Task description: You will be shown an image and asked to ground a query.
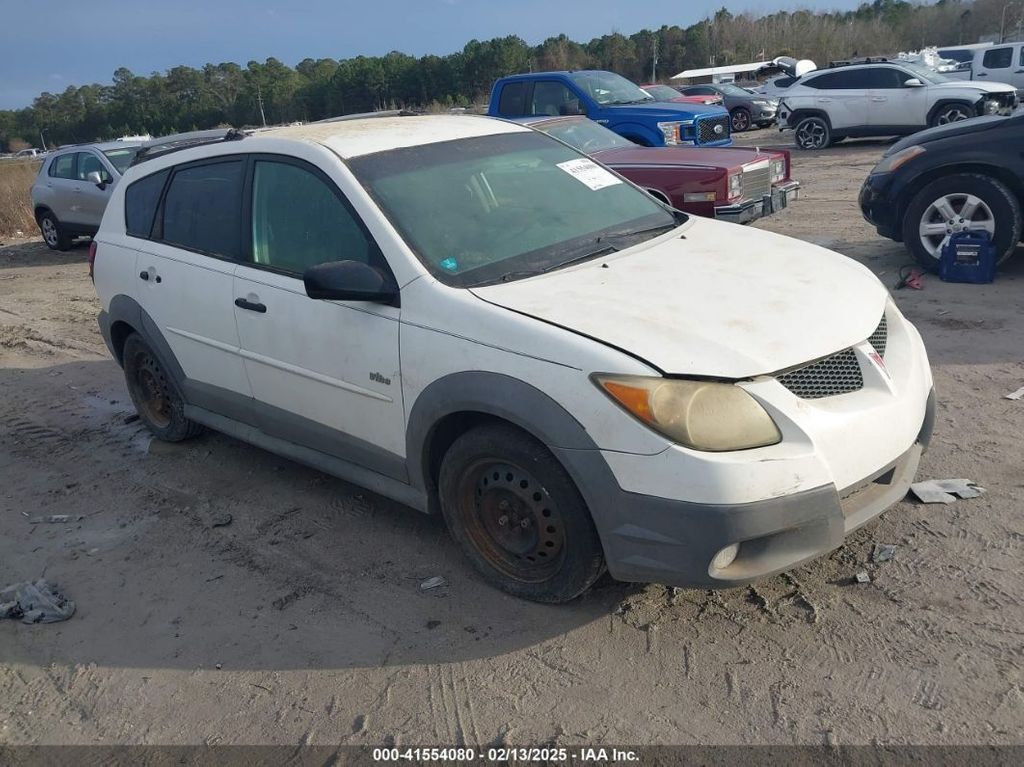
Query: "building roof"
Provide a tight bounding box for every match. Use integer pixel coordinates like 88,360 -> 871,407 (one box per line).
671,61 -> 771,80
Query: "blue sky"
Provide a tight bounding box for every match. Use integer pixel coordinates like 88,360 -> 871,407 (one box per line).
0,0 -> 862,109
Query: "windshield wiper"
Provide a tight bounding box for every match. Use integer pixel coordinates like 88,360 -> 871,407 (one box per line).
595,222 -> 679,248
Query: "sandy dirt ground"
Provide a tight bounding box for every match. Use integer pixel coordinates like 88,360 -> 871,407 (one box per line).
1,132 -> 1023,747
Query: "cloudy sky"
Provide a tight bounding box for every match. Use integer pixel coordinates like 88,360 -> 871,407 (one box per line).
0,0 -> 863,109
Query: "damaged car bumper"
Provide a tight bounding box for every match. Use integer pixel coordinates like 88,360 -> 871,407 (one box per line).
715,180 -> 801,224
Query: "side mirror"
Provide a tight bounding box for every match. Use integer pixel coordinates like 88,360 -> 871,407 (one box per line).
904,78 -> 925,87
303,260 -> 399,305
560,101 -> 585,116
86,170 -> 108,189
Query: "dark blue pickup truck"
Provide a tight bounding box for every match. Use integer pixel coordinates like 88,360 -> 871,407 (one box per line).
487,70 -> 732,147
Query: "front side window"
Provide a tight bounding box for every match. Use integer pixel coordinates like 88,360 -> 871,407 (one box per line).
349,131 -> 676,287
567,71 -> 653,106
125,169 -> 169,238
530,81 -> 581,116
48,153 -> 76,179
161,160 -> 244,259
78,152 -> 111,182
983,47 -> 1013,69
250,160 -> 372,275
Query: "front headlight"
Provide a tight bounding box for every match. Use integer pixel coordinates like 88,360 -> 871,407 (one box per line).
594,375 -> 782,452
983,99 -> 1000,115
871,145 -> 926,174
657,121 -> 683,144
728,171 -> 743,199
769,157 -> 786,183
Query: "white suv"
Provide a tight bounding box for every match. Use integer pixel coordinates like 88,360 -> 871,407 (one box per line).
777,59 -> 1018,149
92,115 -> 935,603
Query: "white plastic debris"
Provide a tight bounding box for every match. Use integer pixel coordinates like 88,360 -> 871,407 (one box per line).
910,479 -> 986,504
419,576 -> 447,591
855,571 -> 871,584
872,544 -> 897,563
0,580 -> 76,624
1005,386 -> 1024,401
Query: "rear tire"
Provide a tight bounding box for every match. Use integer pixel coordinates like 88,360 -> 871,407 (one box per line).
122,333 -> 204,442
794,115 -> 831,150
38,210 -> 71,251
438,424 -> 605,603
902,173 -> 1022,272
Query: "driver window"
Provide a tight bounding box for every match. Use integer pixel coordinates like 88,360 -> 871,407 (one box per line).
250,160 -> 372,275
530,81 -> 581,117
77,153 -> 110,182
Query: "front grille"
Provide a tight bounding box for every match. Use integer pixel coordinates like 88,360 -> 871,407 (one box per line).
777,349 -> 864,400
740,163 -> 772,201
868,315 -> 888,357
695,114 -> 731,144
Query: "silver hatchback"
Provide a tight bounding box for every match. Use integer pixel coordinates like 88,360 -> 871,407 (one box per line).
31,141 -> 142,250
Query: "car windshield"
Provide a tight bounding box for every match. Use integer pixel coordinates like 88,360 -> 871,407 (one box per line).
899,62 -> 950,84
568,71 -> 654,106
643,85 -> 682,101
716,83 -> 753,97
349,131 -> 676,287
103,147 -> 139,173
534,118 -> 635,153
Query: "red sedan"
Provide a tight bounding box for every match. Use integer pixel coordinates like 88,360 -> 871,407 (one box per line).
641,83 -> 723,107
521,115 -> 800,223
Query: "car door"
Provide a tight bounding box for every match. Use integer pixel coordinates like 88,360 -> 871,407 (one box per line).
974,45 -> 1015,85
232,155 -> 406,477
75,150 -> 116,227
529,80 -> 585,117
866,67 -> 927,127
801,70 -> 869,130
42,152 -> 80,223
135,157 -> 253,402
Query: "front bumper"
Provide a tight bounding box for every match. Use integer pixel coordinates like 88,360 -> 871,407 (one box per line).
859,172 -> 900,240
587,389 -> 935,588
715,180 -> 801,224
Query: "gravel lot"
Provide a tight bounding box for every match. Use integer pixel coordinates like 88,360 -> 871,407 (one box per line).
1,131 -> 1022,747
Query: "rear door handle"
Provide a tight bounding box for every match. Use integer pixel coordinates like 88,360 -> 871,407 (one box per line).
976,72 -> 988,76
234,297 -> 267,313
871,97 -> 886,102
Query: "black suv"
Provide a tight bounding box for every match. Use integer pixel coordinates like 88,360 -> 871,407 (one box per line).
860,112 -> 1024,269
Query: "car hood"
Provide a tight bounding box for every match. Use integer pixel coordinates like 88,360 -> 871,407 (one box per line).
595,145 -> 775,169
886,114 -> 1009,154
470,218 -> 887,378
930,80 -> 1017,94
602,101 -> 728,119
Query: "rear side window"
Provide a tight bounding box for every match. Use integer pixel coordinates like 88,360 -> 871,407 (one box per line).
125,169 -> 169,238
983,47 -> 1013,69
250,160 -> 372,275
774,77 -> 796,89
161,160 -> 244,259
48,153 -> 76,179
804,70 -> 868,89
497,82 -> 528,116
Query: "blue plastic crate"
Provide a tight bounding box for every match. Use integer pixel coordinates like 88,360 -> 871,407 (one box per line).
939,231 -> 996,284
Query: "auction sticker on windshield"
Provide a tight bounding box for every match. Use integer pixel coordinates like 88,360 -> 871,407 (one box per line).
556,158 -> 622,191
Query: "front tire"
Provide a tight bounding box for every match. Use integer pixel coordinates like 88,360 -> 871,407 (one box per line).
731,108 -> 751,132
902,173 -> 1022,271
38,211 -> 71,251
438,424 -> 605,603
930,102 -> 973,127
794,115 -> 831,150
122,333 -> 204,442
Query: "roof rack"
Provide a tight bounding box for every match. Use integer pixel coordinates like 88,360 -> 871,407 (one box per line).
131,128 -> 246,166
827,56 -> 889,68
312,109 -> 424,124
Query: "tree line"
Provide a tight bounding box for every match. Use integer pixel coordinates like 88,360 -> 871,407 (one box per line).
1,0 -> 1020,151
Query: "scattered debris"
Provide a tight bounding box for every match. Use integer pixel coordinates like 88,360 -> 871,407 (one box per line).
419,576 -> 447,591
1005,386 -> 1024,401
0,579 -> 76,624
855,571 -> 871,584
425,620 -> 441,629
123,413 -> 140,424
872,544 -> 897,563
910,478 -> 986,504
27,514 -> 82,524
209,512 -> 233,528
215,663 -> 223,670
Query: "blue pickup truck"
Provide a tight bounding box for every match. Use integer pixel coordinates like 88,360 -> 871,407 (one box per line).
487,70 -> 732,147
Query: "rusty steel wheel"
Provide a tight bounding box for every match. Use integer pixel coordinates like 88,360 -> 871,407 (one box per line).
459,461 -> 565,583
438,424 -> 605,603
122,333 -> 203,442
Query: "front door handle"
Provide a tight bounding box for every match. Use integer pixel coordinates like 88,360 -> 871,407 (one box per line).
234,297 -> 267,313
976,72 -> 988,76
871,97 -> 886,102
